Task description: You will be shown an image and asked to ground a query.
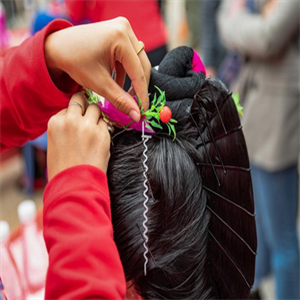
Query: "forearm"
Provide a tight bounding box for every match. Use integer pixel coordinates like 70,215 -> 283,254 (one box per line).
0,19 -> 79,152
43,165 -> 126,299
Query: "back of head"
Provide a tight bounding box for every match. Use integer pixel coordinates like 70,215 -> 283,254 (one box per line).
108,47 -> 256,299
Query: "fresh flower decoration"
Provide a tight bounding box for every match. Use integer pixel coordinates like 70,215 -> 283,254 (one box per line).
83,86 -> 178,140
232,93 -> 243,116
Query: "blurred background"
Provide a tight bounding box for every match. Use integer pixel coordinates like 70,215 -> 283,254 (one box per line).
0,0 -> 299,299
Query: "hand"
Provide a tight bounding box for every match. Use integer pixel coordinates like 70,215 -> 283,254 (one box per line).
47,92 -> 111,181
45,17 -> 151,123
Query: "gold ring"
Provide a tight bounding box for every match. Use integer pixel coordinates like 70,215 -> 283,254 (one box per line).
136,41 -> 145,55
69,101 -> 84,115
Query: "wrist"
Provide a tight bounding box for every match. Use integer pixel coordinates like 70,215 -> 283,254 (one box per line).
44,31 -> 65,86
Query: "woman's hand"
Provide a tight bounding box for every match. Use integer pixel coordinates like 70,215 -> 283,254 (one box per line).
45,17 -> 151,122
47,93 -> 111,181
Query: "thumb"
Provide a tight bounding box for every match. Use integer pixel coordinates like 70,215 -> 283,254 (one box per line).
94,75 -> 141,122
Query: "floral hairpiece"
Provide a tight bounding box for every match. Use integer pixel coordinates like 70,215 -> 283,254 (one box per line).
139,86 -> 177,140
83,87 -> 178,140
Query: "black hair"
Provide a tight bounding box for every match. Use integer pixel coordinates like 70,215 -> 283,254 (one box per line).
108,47 -> 256,299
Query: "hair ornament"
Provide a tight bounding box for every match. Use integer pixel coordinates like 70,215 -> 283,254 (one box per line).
141,121 -> 152,276
139,86 -> 177,140
83,87 -> 178,140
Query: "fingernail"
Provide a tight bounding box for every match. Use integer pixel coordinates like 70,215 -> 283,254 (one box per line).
129,110 -> 140,122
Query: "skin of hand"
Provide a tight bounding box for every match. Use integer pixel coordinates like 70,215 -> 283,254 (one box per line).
47,93 -> 111,180
44,17 -> 151,123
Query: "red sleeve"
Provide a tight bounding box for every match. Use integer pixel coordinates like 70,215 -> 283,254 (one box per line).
64,0 -> 89,23
43,165 -> 126,299
0,19 -> 79,152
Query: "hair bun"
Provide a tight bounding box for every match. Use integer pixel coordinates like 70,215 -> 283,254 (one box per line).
189,77 -> 257,299
149,46 -> 205,101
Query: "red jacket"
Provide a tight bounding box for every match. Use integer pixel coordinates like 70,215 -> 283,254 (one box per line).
65,0 -> 168,52
0,20 -> 126,299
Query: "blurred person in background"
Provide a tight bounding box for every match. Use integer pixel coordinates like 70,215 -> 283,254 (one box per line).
200,0 -> 226,78
218,1 -> 300,299
185,0 -> 202,51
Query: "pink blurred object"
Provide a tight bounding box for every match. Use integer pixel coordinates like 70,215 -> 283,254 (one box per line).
99,96 -> 154,134
21,219 -> 48,291
192,50 -> 206,74
9,201 -> 48,297
0,3 -> 9,50
49,0 -> 66,16
0,222 -> 25,300
0,245 -> 24,299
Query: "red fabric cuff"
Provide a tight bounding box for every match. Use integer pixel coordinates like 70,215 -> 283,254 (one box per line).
4,19 -> 79,109
44,165 -> 110,217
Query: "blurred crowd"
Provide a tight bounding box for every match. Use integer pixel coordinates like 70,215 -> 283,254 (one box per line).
0,0 -> 299,299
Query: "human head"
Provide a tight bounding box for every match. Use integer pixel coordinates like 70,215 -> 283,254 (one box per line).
108,47 -> 256,299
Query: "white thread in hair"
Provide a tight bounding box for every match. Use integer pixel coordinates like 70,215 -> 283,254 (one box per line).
142,121 -> 152,276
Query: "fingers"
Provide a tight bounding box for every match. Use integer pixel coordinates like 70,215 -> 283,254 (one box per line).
116,38 -> 150,112
115,61 -> 126,88
67,93 -> 88,116
92,71 -> 141,122
56,108 -> 68,116
68,93 -> 101,124
98,118 -> 111,143
127,35 -> 151,111
85,103 -> 101,123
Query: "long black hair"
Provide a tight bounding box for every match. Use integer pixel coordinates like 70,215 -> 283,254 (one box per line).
108,47 -> 256,299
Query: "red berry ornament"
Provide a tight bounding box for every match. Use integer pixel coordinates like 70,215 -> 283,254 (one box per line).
159,106 -> 172,123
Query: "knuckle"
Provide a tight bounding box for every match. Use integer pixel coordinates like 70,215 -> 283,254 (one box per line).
65,114 -> 77,127
146,60 -> 151,74
82,119 -> 95,134
138,72 -> 147,84
116,17 -> 130,29
47,115 -> 60,131
112,95 -> 128,111
113,17 -> 130,39
90,103 -> 100,113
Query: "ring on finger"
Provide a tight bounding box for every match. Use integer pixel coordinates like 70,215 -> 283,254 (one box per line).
136,41 -> 145,55
69,101 -> 84,115
102,118 -> 115,134
107,125 -> 114,134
